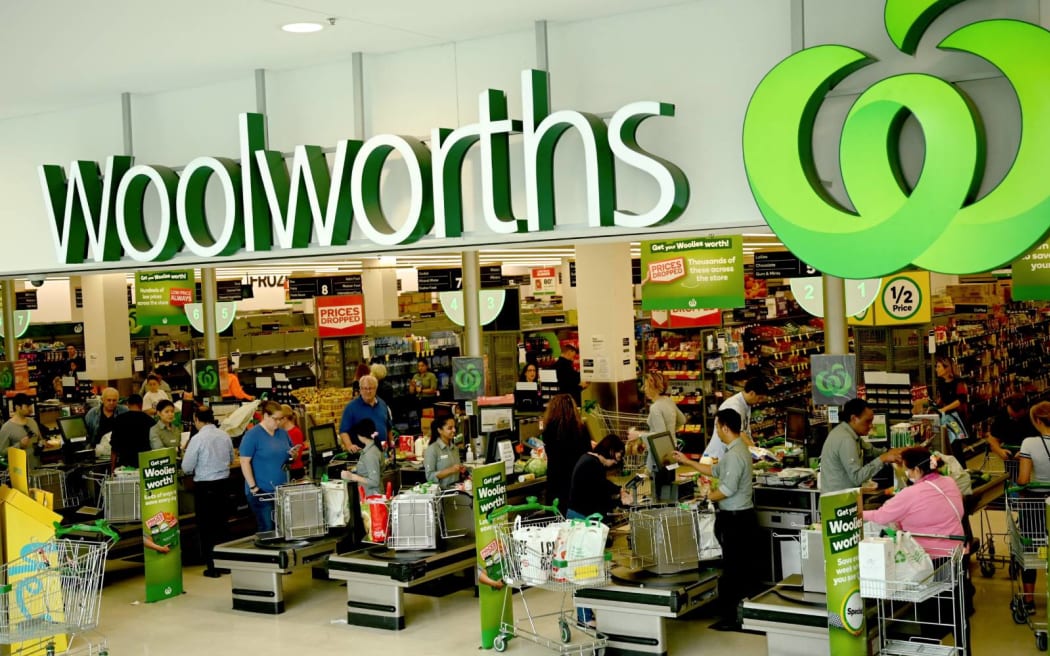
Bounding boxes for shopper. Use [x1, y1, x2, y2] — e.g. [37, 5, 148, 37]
[988, 394, 1036, 461]
[410, 358, 439, 398]
[280, 404, 306, 480]
[542, 394, 590, 509]
[226, 367, 254, 401]
[567, 434, 630, 520]
[65, 344, 85, 372]
[425, 414, 466, 489]
[553, 344, 588, 404]
[520, 363, 539, 384]
[240, 401, 297, 533]
[149, 399, 181, 451]
[819, 398, 901, 492]
[1016, 401, 1050, 610]
[0, 393, 44, 470]
[182, 406, 235, 578]
[138, 369, 172, 396]
[673, 408, 758, 632]
[702, 378, 768, 459]
[643, 371, 686, 440]
[370, 363, 395, 407]
[350, 362, 372, 397]
[109, 394, 156, 472]
[85, 387, 128, 446]
[142, 374, 171, 416]
[342, 418, 384, 496]
[862, 447, 970, 641]
[338, 375, 393, 455]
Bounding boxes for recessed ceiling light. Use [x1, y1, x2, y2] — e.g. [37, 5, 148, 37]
[282, 22, 324, 34]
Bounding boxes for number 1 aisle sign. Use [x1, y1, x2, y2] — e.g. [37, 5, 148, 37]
[790, 277, 880, 318]
[849, 271, 931, 326]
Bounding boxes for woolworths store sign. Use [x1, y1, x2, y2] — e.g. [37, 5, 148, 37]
[38, 69, 688, 267]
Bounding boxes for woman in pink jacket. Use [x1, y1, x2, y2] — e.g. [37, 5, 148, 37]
[863, 447, 965, 555]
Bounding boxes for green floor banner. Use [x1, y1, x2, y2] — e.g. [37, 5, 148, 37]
[139, 448, 183, 602]
[820, 488, 866, 654]
[473, 462, 511, 649]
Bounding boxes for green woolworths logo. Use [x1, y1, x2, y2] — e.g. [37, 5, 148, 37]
[0, 368, 13, 390]
[197, 365, 218, 391]
[744, 0, 1050, 277]
[815, 364, 853, 398]
[455, 363, 483, 393]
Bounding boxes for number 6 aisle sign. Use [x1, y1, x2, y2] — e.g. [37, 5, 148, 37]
[849, 271, 931, 326]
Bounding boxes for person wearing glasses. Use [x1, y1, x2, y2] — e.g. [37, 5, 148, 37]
[339, 375, 393, 454]
[239, 401, 299, 532]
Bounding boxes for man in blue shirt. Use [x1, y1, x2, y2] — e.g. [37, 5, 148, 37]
[182, 405, 234, 577]
[339, 375, 393, 454]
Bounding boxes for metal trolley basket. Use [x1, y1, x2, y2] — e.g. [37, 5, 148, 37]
[30, 467, 81, 511]
[1005, 484, 1050, 649]
[627, 502, 720, 574]
[0, 521, 119, 656]
[83, 471, 141, 524]
[387, 486, 469, 550]
[587, 408, 652, 475]
[973, 447, 1018, 579]
[488, 500, 611, 655]
[860, 537, 967, 656]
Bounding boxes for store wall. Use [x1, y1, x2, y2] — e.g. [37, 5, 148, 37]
[0, 0, 1043, 277]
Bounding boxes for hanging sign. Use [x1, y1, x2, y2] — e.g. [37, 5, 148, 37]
[316, 295, 366, 337]
[789, 277, 881, 318]
[1013, 239, 1050, 300]
[438, 290, 507, 327]
[13, 360, 29, 393]
[14, 291, 38, 311]
[135, 270, 194, 326]
[849, 271, 931, 326]
[531, 267, 558, 296]
[753, 251, 817, 279]
[640, 236, 744, 310]
[473, 462, 512, 649]
[820, 489, 866, 654]
[192, 359, 221, 398]
[140, 448, 184, 603]
[811, 355, 857, 406]
[0, 311, 33, 338]
[452, 357, 485, 401]
[184, 302, 237, 333]
[649, 309, 721, 328]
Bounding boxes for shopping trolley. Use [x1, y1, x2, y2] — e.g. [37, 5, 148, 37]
[859, 533, 968, 656]
[974, 447, 1018, 578]
[83, 471, 141, 524]
[627, 501, 720, 575]
[1005, 483, 1050, 649]
[488, 499, 611, 655]
[0, 520, 119, 656]
[387, 485, 470, 550]
[29, 467, 81, 511]
[587, 408, 653, 476]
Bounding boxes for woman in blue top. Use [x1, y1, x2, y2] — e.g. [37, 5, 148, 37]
[239, 401, 298, 532]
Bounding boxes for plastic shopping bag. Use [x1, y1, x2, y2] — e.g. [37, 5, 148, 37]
[893, 532, 934, 583]
[512, 517, 561, 585]
[360, 485, 390, 543]
[696, 509, 722, 561]
[941, 411, 969, 444]
[551, 515, 608, 584]
[937, 454, 973, 496]
[322, 480, 350, 528]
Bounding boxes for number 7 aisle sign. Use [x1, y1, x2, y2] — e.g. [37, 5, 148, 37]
[849, 271, 931, 326]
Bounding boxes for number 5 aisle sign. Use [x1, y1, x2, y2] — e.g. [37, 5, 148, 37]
[849, 271, 931, 326]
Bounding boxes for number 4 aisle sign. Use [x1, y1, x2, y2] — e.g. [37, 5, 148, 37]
[849, 271, 931, 326]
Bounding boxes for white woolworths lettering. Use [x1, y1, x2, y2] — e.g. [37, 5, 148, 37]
[177, 157, 240, 257]
[116, 165, 175, 262]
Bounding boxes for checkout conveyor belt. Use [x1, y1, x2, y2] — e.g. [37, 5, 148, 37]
[573, 567, 719, 656]
[213, 533, 345, 614]
[327, 536, 476, 630]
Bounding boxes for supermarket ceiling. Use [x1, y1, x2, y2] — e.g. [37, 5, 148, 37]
[0, 0, 687, 120]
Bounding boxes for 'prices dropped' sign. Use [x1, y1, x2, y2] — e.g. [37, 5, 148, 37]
[316, 295, 366, 337]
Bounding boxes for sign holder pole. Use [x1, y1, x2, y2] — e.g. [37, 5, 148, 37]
[822, 275, 848, 355]
[462, 250, 482, 357]
[1, 280, 15, 357]
[201, 268, 219, 359]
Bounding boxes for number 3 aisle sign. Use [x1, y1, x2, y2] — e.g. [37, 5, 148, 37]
[849, 271, 931, 326]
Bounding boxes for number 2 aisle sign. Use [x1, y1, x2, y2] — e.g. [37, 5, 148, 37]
[850, 271, 931, 326]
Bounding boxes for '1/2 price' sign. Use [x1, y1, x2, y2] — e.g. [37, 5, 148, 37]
[881, 276, 922, 320]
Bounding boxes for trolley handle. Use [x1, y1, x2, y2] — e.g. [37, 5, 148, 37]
[881, 527, 967, 542]
[487, 496, 559, 520]
[1007, 482, 1050, 494]
[54, 519, 121, 543]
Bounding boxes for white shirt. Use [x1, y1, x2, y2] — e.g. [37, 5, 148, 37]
[702, 392, 751, 459]
[142, 389, 171, 412]
[1020, 435, 1050, 483]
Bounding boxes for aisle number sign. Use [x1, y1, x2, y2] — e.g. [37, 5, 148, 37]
[789, 277, 880, 318]
[531, 267, 557, 296]
[849, 271, 931, 326]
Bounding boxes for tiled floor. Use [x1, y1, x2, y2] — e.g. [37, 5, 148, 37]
[77, 548, 1045, 656]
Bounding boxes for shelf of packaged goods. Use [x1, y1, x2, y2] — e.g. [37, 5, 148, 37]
[646, 352, 702, 361]
[660, 371, 704, 381]
[671, 397, 705, 407]
[759, 344, 823, 360]
[753, 330, 824, 344]
[678, 426, 704, 436]
[766, 361, 811, 374]
[752, 391, 811, 410]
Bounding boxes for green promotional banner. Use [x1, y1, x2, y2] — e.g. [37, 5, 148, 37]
[473, 462, 511, 649]
[139, 448, 183, 603]
[135, 270, 194, 326]
[640, 236, 744, 310]
[820, 489, 866, 654]
[1012, 239, 1050, 300]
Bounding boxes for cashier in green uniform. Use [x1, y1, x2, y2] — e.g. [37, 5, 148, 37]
[149, 400, 182, 453]
[425, 415, 466, 489]
[820, 398, 902, 492]
[673, 408, 758, 632]
[341, 418, 384, 496]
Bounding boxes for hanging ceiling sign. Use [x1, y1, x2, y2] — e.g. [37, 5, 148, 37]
[37, 70, 688, 271]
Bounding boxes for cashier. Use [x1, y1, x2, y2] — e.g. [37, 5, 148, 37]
[820, 398, 902, 492]
[425, 415, 466, 489]
[342, 418, 383, 496]
[673, 408, 758, 632]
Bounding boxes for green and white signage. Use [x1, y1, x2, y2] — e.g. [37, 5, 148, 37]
[744, 0, 1050, 277]
[473, 462, 511, 649]
[140, 448, 184, 603]
[820, 489, 866, 654]
[812, 355, 857, 406]
[1012, 239, 1050, 301]
[640, 236, 743, 310]
[453, 357, 485, 401]
[135, 270, 194, 326]
[39, 70, 688, 269]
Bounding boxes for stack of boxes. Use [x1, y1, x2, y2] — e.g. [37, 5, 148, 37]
[945, 282, 1011, 308]
[291, 386, 356, 428]
[399, 292, 436, 317]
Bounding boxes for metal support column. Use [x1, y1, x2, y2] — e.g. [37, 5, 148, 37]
[2, 281, 16, 357]
[822, 275, 848, 355]
[202, 268, 219, 359]
[462, 250, 482, 357]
